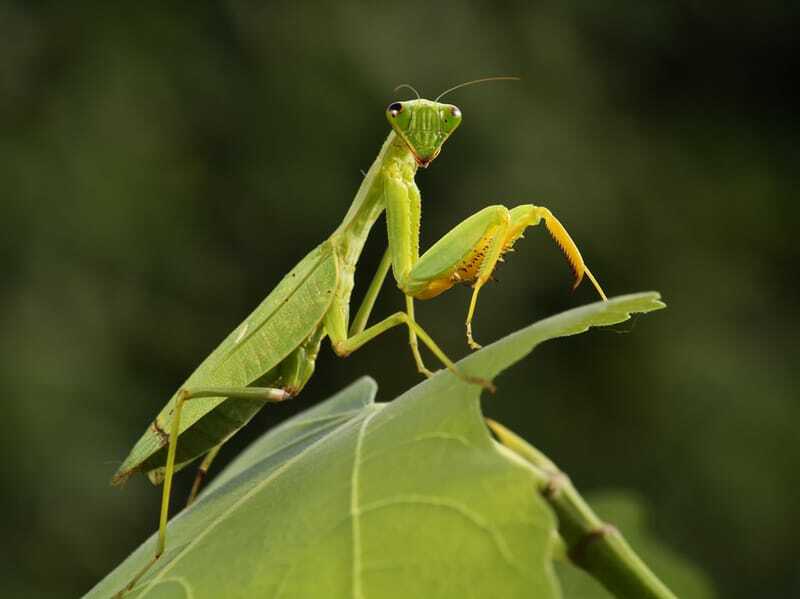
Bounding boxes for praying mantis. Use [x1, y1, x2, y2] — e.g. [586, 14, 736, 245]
[111, 79, 607, 596]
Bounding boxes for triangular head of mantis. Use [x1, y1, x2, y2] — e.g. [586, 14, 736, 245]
[386, 98, 462, 167]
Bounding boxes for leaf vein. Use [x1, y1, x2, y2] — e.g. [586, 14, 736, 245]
[350, 409, 378, 599]
[358, 494, 519, 570]
[139, 411, 368, 596]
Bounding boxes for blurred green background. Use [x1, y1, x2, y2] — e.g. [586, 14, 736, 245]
[1, 2, 797, 597]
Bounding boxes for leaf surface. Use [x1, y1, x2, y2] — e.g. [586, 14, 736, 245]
[88, 292, 664, 599]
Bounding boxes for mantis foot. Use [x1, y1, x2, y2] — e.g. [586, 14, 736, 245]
[470, 375, 496, 394]
[114, 551, 162, 598]
[466, 322, 482, 350]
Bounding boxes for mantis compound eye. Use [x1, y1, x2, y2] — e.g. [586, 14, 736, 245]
[440, 104, 463, 134]
[387, 102, 403, 117]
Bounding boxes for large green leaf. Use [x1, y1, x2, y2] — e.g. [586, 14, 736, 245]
[87, 292, 664, 598]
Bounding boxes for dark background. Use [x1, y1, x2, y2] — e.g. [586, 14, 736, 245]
[1, 2, 798, 597]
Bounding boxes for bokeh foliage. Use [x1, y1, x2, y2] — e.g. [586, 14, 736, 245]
[1, 2, 797, 597]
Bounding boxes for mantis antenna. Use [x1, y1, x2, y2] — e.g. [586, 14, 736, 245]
[435, 76, 520, 102]
[393, 83, 421, 99]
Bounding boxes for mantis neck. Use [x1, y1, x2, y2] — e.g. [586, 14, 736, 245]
[331, 130, 417, 269]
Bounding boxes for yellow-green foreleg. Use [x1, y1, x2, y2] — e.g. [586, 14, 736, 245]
[395, 203, 607, 348]
[521, 205, 607, 301]
[399, 204, 512, 349]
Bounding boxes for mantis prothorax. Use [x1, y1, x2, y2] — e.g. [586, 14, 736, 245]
[111, 82, 607, 596]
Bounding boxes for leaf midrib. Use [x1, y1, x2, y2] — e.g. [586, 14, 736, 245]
[137, 405, 380, 596]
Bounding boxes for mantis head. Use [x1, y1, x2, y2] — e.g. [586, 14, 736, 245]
[386, 99, 462, 168]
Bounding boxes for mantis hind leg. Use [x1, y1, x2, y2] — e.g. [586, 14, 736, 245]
[174, 326, 327, 510]
[186, 442, 223, 506]
[401, 204, 607, 349]
[115, 385, 291, 597]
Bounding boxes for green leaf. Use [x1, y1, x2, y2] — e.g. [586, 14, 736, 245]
[203, 376, 380, 495]
[556, 492, 716, 598]
[87, 292, 664, 598]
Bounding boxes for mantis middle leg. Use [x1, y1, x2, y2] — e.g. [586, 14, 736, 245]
[327, 247, 492, 390]
[351, 252, 436, 378]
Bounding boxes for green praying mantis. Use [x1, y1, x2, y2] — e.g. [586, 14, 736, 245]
[111, 79, 607, 596]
